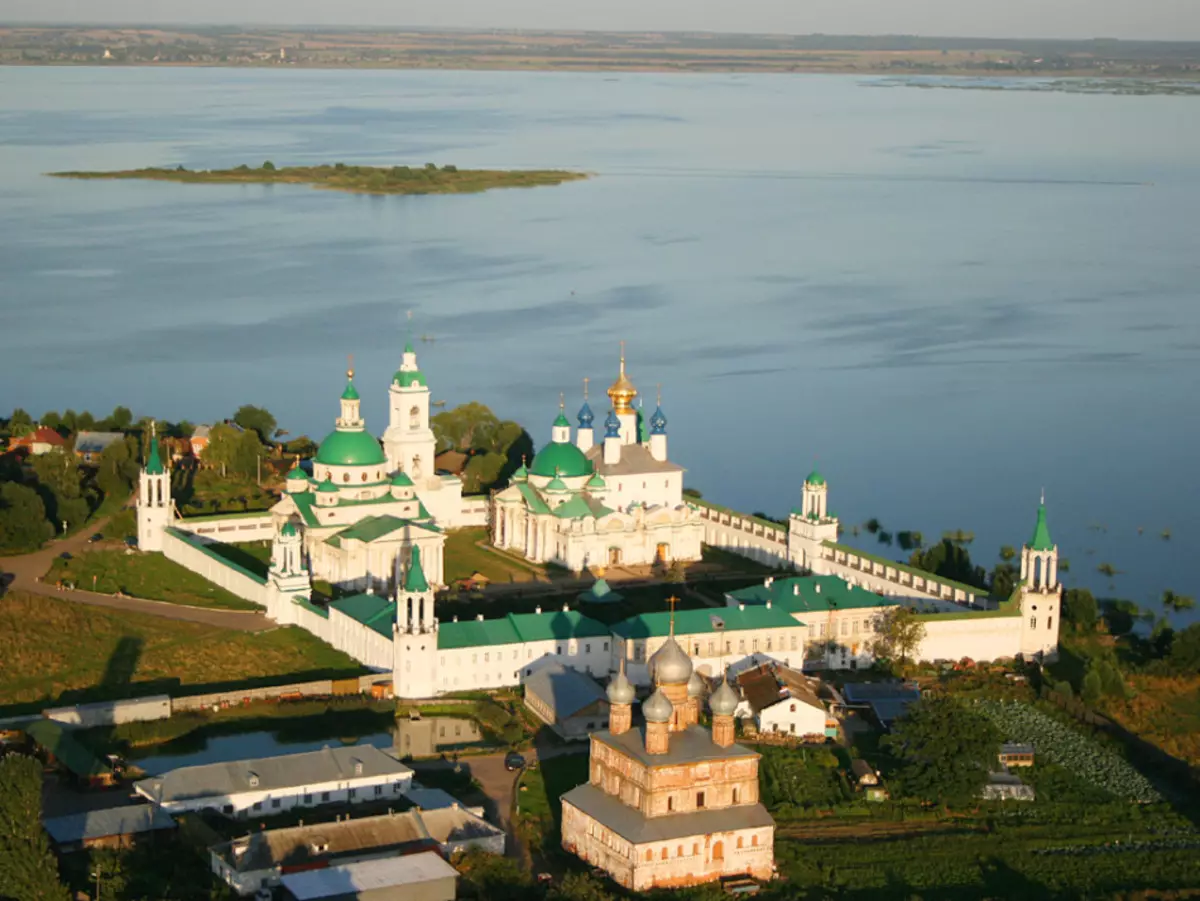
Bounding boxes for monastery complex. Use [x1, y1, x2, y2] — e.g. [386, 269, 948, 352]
[136, 345, 1063, 702]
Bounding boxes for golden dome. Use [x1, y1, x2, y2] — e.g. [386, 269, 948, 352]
[607, 345, 638, 415]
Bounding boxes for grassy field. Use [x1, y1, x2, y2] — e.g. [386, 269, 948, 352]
[99, 507, 137, 541]
[45, 548, 258, 610]
[0, 592, 367, 715]
[444, 528, 541, 584]
[515, 752, 590, 852]
[52, 163, 587, 196]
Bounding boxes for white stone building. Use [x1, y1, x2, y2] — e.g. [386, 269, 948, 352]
[491, 353, 703, 572]
[134, 745, 413, 817]
[733, 663, 831, 740]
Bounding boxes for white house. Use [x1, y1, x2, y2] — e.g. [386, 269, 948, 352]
[135, 745, 412, 817]
[734, 662, 830, 740]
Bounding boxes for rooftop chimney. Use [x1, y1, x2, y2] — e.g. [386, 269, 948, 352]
[476, 614, 484, 621]
[535, 605, 542, 615]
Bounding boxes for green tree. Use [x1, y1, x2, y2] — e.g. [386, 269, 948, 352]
[548, 872, 619, 901]
[31, 447, 89, 531]
[999, 545, 1017, 561]
[455, 848, 531, 901]
[909, 539, 988, 590]
[1161, 589, 1196, 616]
[462, 451, 506, 494]
[882, 697, 1000, 803]
[75, 409, 96, 431]
[96, 435, 141, 498]
[0, 482, 55, 552]
[201, 424, 241, 476]
[106, 405, 133, 430]
[871, 606, 927, 668]
[682, 487, 703, 498]
[433, 402, 501, 453]
[40, 410, 63, 432]
[1081, 669, 1103, 705]
[233, 405, 278, 443]
[9, 407, 32, 429]
[0, 756, 70, 901]
[1062, 588, 1098, 632]
[262, 160, 276, 170]
[990, 562, 1019, 599]
[1169, 624, 1200, 674]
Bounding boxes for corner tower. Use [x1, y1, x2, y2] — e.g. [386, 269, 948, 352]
[383, 341, 436, 483]
[787, 469, 839, 572]
[394, 545, 438, 699]
[1019, 495, 1062, 660]
[136, 422, 171, 552]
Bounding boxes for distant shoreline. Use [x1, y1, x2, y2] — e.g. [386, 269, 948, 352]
[48, 163, 589, 196]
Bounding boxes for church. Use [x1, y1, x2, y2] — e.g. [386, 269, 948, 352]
[490, 350, 703, 571]
[561, 626, 776, 890]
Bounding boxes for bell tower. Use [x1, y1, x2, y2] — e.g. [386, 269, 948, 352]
[136, 422, 171, 553]
[1019, 494, 1062, 660]
[383, 341, 436, 483]
[787, 469, 839, 572]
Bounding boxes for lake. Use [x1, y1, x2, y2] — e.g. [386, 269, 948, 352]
[1, 67, 1196, 619]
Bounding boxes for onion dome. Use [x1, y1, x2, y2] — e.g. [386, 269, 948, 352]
[391, 471, 414, 487]
[805, 469, 825, 487]
[586, 472, 606, 490]
[650, 405, 667, 435]
[341, 378, 360, 401]
[642, 688, 673, 723]
[553, 411, 571, 428]
[687, 670, 704, 698]
[607, 668, 635, 705]
[544, 473, 570, 494]
[511, 463, 528, 482]
[709, 678, 739, 717]
[607, 350, 638, 415]
[577, 401, 594, 428]
[649, 635, 692, 685]
[317, 478, 339, 494]
[286, 460, 307, 482]
[603, 410, 621, 439]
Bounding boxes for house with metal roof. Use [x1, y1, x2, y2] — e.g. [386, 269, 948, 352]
[523, 661, 611, 740]
[135, 745, 413, 817]
[733, 662, 832, 741]
[279, 851, 458, 901]
[209, 808, 497, 896]
[73, 430, 126, 463]
[44, 804, 176, 852]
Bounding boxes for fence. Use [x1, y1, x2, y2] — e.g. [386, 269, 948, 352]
[161, 527, 268, 608]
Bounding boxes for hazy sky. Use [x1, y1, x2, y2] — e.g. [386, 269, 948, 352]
[5, 0, 1198, 41]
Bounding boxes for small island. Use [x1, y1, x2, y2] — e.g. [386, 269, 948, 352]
[48, 161, 588, 195]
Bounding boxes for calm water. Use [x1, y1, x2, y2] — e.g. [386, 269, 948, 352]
[130, 731, 395, 776]
[1, 67, 1197, 618]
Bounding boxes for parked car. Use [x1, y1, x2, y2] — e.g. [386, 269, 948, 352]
[504, 751, 526, 771]
[58, 552, 71, 560]
[88, 533, 104, 543]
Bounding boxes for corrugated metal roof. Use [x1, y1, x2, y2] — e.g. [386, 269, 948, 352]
[280, 851, 458, 899]
[43, 804, 175, 844]
[611, 605, 799, 639]
[729, 575, 896, 614]
[438, 610, 608, 650]
[562, 783, 774, 844]
[134, 745, 411, 805]
[524, 662, 608, 720]
[593, 724, 757, 769]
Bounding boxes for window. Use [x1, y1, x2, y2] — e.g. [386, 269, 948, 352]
[603, 641, 609, 651]
[752, 639, 759, 652]
[696, 791, 705, 809]
[271, 798, 281, 809]
[484, 652, 490, 663]
[661, 848, 668, 861]
[668, 796, 674, 812]
[557, 645, 563, 655]
[791, 636, 798, 650]
[693, 843, 699, 856]
[789, 723, 796, 734]
[737, 837, 744, 849]
[752, 835, 759, 847]
[393, 782, 403, 792]
[374, 785, 384, 796]
[348, 788, 357, 799]
[677, 845, 683, 857]
[765, 637, 772, 651]
[343, 473, 349, 482]
[303, 793, 312, 804]
[252, 801, 262, 811]
[585, 643, 591, 653]
[739, 639, 745, 652]
[321, 792, 330, 802]
[733, 787, 740, 803]
[645, 850, 653, 862]
[1047, 616, 1053, 631]
[222, 804, 233, 814]
[708, 640, 715, 655]
[361, 473, 367, 482]
[790, 703, 796, 712]
[1030, 616, 1037, 629]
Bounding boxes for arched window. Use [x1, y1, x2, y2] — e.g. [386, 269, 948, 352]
[361, 473, 368, 482]
[752, 835, 759, 847]
[409, 406, 420, 429]
[1030, 616, 1037, 630]
[712, 841, 724, 861]
[661, 848, 668, 860]
[732, 787, 740, 803]
[736, 837, 744, 849]
[342, 473, 350, 482]
[667, 797, 674, 812]
[692, 843, 699, 856]
[1047, 616, 1053, 631]
[645, 850, 652, 862]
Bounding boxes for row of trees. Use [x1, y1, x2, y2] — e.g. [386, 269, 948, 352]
[0, 755, 69, 900]
[4, 404, 278, 444]
[432, 402, 533, 494]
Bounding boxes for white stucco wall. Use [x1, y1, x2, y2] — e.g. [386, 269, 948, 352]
[160, 529, 269, 608]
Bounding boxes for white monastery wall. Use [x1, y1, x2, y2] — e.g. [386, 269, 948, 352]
[326, 607, 394, 670]
[916, 616, 1022, 664]
[177, 514, 276, 543]
[160, 529, 269, 608]
[694, 505, 790, 567]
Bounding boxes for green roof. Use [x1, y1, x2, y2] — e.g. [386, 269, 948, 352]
[438, 610, 609, 650]
[729, 575, 897, 615]
[404, 340, 415, 354]
[1029, 504, 1054, 551]
[394, 370, 426, 388]
[404, 545, 430, 592]
[391, 471, 414, 487]
[293, 596, 329, 619]
[553, 412, 571, 428]
[341, 379, 360, 401]
[545, 476, 570, 494]
[145, 437, 165, 475]
[315, 429, 387, 466]
[512, 464, 528, 481]
[611, 605, 801, 640]
[517, 482, 551, 515]
[317, 478, 340, 494]
[281, 521, 297, 537]
[636, 409, 649, 444]
[806, 469, 825, 486]
[529, 441, 593, 479]
[286, 465, 307, 481]
[553, 494, 613, 520]
[579, 578, 623, 604]
[25, 720, 112, 779]
[328, 593, 395, 638]
[333, 514, 432, 545]
[587, 472, 606, 488]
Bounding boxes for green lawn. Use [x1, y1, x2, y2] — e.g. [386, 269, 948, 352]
[516, 752, 589, 835]
[45, 548, 259, 610]
[0, 592, 367, 716]
[99, 507, 137, 541]
[444, 528, 541, 584]
[203, 540, 272, 579]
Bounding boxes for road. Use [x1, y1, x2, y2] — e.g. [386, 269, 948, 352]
[0, 514, 272, 632]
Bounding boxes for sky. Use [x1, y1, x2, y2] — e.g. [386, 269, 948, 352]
[4, 0, 1198, 42]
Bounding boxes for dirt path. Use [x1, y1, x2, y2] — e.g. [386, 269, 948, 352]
[0, 515, 271, 632]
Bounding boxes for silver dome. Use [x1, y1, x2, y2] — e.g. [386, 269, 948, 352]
[686, 670, 704, 698]
[709, 678, 739, 717]
[607, 668, 635, 705]
[648, 635, 693, 685]
[642, 688, 674, 723]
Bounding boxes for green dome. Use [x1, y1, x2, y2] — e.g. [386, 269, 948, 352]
[512, 463, 528, 482]
[394, 370, 426, 388]
[806, 469, 825, 486]
[530, 442, 593, 479]
[391, 471, 414, 487]
[545, 476, 570, 494]
[553, 412, 571, 428]
[341, 380, 360, 401]
[317, 478, 339, 494]
[286, 465, 307, 481]
[315, 430, 387, 467]
[586, 472, 606, 489]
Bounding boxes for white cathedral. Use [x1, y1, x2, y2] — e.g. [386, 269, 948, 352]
[135, 342, 1063, 700]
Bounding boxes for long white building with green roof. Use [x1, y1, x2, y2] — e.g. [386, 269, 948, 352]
[490, 350, 703, 572]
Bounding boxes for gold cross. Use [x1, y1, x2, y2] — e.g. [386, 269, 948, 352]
[666, 595, 679, 635]
[347, 353, 354, 379]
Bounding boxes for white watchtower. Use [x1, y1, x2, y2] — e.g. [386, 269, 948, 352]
[788, 469, 839, 571]
[393, 545, 438, 699]
[1019, 495, 1062, 660]
[269, 520, 312, 597]
[136, 423, 171, 552]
